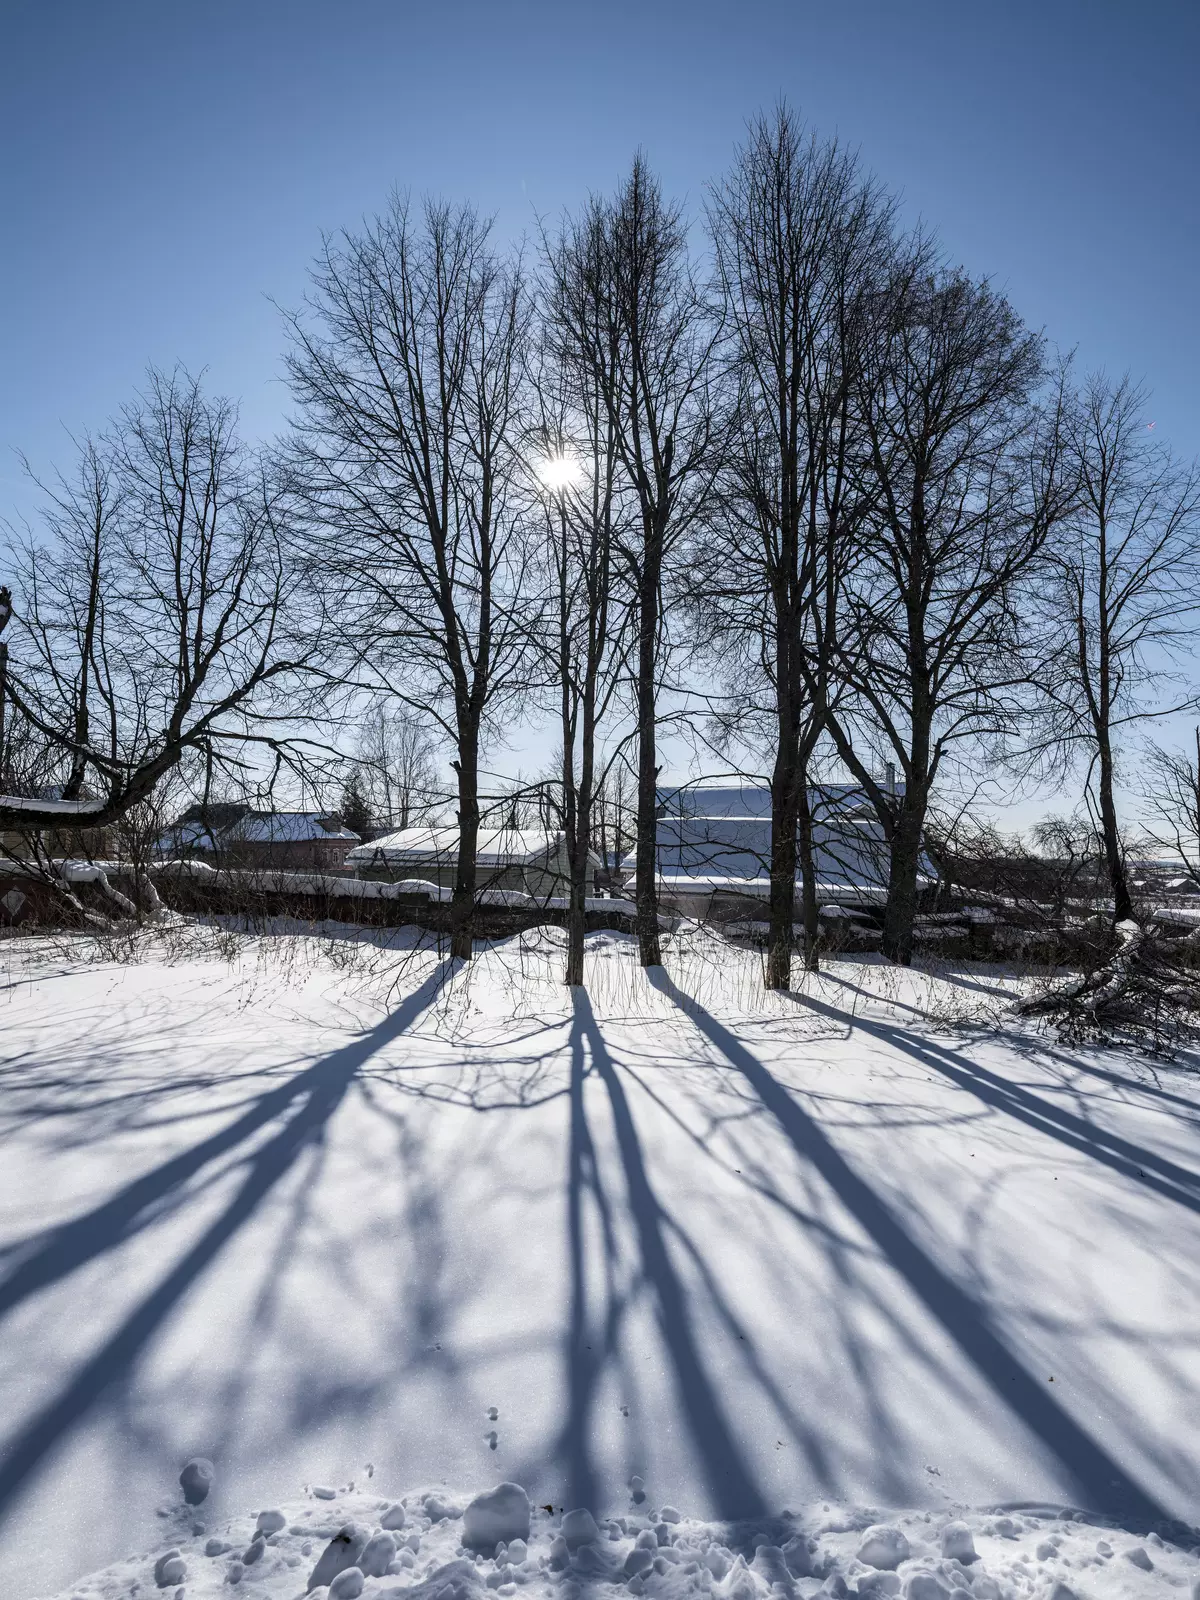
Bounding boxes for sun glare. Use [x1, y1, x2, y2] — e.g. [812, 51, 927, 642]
[537, 453, 583, 491]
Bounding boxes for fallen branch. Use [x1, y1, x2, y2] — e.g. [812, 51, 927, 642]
[1017, 919, 1200, 1055]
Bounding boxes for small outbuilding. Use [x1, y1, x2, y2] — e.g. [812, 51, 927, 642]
[158, 807, 360, 873]
[348, 825, 602, 901]
[653, 781, 932, 918]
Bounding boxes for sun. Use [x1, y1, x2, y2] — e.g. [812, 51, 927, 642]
[536, 453, 583, 491]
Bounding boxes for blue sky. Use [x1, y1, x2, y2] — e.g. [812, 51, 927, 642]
[3, 0, 1197, 816]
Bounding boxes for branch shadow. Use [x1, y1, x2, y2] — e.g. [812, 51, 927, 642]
[814, 975, 1200, 1219]
[549, 999, 629, 1513]
[0, 962, 453, 1525]
[571, 988, 769, 1520]
[647, 967, 1173, 1529]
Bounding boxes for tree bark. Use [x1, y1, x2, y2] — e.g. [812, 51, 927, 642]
[766, 736, 801, 990]
[1096, 734, 1134, 922]
[796, 768, 821, 972]
[450, 737, 480, 961]
[881, 794, 925, 964]
[634, 544, 662, 967]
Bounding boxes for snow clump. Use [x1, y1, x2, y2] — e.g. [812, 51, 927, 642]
[858, 1525, 913, 1569]
[463, 1482, 532, 1550]
[940, 1520, 978, 1563]
[307, 1521, 368, 1590]
[178, 1456, 214, 1505]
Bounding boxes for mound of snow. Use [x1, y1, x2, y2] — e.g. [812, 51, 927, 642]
[34, 1481, 1200, 1600]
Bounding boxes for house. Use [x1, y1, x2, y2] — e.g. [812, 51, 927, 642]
[0, 786, 115, 863]
[652, 781, 930, 918]
[348, 824, 603, 901]
[158, 807, 361, 873]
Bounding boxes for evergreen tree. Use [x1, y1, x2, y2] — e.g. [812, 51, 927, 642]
[340, 771, 373, 840]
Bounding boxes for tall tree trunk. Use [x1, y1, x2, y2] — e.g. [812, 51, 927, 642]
[881, 795, 925, 964]
[566, 747, 594, 989]
[1096, 734, 1134, 922]
[0, 639, 8, 788]
[796, 767, 821, 972]
[635, 547, 662, 967]
[451, 733, 480, 960]
[766, 736, 801, 990]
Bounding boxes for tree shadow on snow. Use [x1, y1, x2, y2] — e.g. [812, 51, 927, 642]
[807, 976, 1200, 1222]
[0, 962, 454, 1524]
[562, 990, 770, 1521]
[648, 967, 1177, 1531]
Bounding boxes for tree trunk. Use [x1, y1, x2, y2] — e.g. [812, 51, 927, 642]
[1096, 735, 1134, 922]
[796, 770, 821, 973]
[564, 740, 593, 990]
[634, 551, 662, 967]
[0, 640, 7, 788]
[450, 734, 480, 961]
[766, 740, 801, 990]
[882, 797, 925, 964]
[565, 784, 589, 988]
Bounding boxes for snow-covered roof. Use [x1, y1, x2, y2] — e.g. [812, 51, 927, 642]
[655, 815, 892, 888]
[656, 779, 901, 819]
[160, 812, 359, 849]
[348, 825, 570, 867]
[0, 794, 107, 817]
[227, 812, 359, 844]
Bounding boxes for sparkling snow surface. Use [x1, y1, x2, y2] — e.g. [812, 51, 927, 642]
[1, 926, 1199, 1599]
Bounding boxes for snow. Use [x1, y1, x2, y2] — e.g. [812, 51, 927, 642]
[161, 812, 361, 851]
[858, 1528, 912, 1570]
[348, 828, 575, 869]
[23, 1481, 1200, 1600]
[463, 1482, 532, 1549]
[0, 795, 107, 816]
[152, 862, 635, 913]
[2, 926, 1200, 1600]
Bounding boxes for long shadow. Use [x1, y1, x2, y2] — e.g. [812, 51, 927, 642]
[812, 977, 1200, 1219]
[550, 1002, 628, 1513]
[1007, 1036, 1200, 1124]
[0, 964, 451, 1524]
[648, 968, 1172, 1528]
[0, 969, 450, 1318]
[573, 990, 769, 1519]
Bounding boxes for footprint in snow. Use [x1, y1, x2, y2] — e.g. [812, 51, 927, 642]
[485, 1430, 499, 1450]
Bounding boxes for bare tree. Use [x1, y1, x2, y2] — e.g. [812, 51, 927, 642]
[705, 106, 893, 986]
[531, 444, 623, 983]
[1142, 731, 1200, 892]
[592, 756, 636, 887]
[0, 368, 306, 834]
[825, 258, 1071, 963]
[355, 701, 441, 829]
[536, 227, 634, 985]
[1034, 373, 1200, 921]
[551, 159, 718, 967]
[0, 586, 12, 786]
[284, 197, 534, 960]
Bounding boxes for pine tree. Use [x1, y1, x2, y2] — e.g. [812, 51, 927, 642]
[340, 772, 373, 840]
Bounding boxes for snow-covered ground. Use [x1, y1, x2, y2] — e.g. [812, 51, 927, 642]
[32, 1479, 1200, 1600]
[1, 925, 1198, 1600]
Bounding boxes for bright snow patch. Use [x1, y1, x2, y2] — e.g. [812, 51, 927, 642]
[2, 926, 1199, 1598]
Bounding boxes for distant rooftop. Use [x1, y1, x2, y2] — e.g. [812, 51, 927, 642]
[161, 810, 359, 849]
[657, 779, 901, 820]
[348, 825, 570, 867]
